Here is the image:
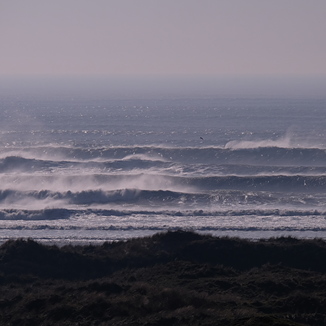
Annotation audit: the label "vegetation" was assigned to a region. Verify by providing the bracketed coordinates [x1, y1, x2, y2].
[1, 231, 326, 325]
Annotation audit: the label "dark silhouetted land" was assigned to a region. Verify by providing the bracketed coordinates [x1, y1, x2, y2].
[1, 231, 326, 325]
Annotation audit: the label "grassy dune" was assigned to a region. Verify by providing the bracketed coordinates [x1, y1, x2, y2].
[1, 231, 326, 325]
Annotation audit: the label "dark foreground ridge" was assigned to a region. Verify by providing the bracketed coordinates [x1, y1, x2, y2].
[1, 231, 326, 325]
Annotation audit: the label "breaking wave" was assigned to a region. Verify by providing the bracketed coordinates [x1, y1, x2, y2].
[2, 145, 326, 168]
[0, 207, 325, 221]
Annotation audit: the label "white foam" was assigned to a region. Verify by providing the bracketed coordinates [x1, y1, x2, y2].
[225, 134, 293, 149]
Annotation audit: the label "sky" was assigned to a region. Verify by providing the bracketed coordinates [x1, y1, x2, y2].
[1, 0, 326, 77]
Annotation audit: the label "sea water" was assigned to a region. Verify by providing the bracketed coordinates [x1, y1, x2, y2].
[1, 79, 326, 244]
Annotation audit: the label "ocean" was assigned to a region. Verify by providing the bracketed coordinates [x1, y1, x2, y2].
[1, 78, 326, 244]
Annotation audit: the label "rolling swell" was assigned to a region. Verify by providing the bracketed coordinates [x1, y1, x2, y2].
[1, 142, 326, 240]
[0, 207, 325, 221]
[3, 154, 326, 177]
[0, 208, 71, 220]
[182, 175, 326, 192]
[0, 189, 201, 206]
[0, 186, 324, 209]
[91, 146, 326, 166]
[2, 146, 326, 176]
[0, 155, 171, 173]
[2, 145, 326, 165]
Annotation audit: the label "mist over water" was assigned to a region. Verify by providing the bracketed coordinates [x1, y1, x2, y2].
[1, 75, 326, 99]
[0, 76, 326, 243]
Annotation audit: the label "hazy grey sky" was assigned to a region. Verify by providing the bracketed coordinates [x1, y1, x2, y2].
[1, 0, 326, 76]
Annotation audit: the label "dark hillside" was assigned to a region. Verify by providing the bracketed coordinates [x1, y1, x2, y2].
[1, 231, 326, 325]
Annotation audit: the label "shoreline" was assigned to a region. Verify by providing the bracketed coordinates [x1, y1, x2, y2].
[1, 230, 326, 325]
[2, 228, 326, 247]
